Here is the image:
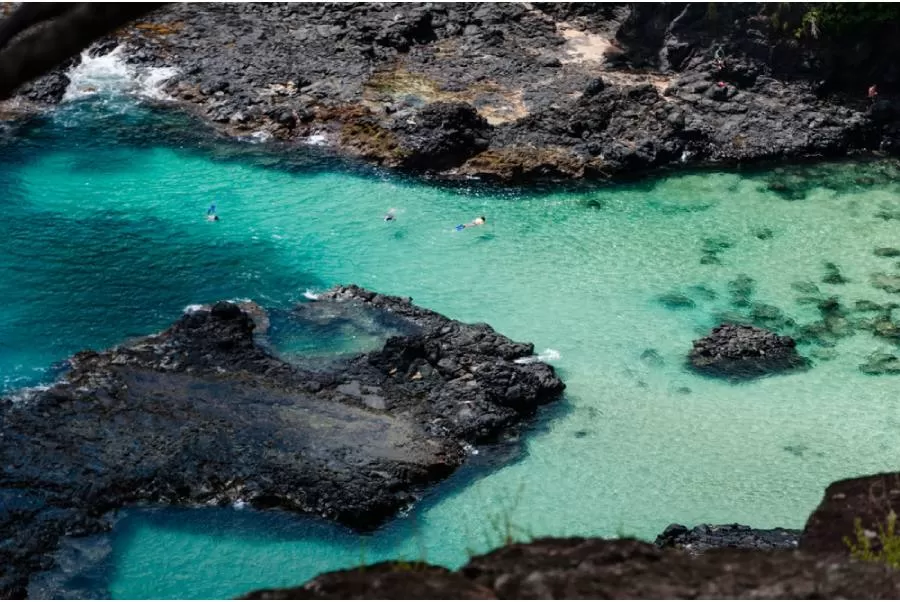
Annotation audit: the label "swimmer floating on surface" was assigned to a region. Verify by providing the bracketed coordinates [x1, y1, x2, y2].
[206, 203, 219, 221]
[384, 208, 397, 222]
[456, 216, 486, 230]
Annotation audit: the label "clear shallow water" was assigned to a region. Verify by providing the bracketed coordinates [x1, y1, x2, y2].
[7, 93, 900, 597]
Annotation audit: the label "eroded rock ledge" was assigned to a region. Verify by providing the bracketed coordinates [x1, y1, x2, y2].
[27, 3, 900, 184]
[243, 538, 900, 600]
[0, 284, 563, 598]
[243, 472, 900, 599]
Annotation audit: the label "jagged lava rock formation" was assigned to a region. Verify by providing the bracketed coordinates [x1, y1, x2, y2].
[16, 2, 896, 183]
[0, 285, 563, 598]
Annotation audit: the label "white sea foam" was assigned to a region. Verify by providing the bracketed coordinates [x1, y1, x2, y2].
[537, 348, 561, 362]
[137, 65, 178, 100]
[183, 304, 206, 314]
[514, 348, 561, 365]
[304, 133, 328, 146]
[63, 47, 132, 101]
[248, 130, 273, 143]
[63, 45, 177, 102]
[302, 289, 321, 300]
[5, 385, 50, 406]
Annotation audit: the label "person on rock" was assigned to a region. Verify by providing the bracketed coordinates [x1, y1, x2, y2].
[869, 84, 879, 104]
[713, 47, 726, 74]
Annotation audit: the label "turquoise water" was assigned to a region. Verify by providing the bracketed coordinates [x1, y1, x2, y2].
[7, 93, 900, 598]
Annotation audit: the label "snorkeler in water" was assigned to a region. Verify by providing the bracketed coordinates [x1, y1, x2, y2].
[456, 216, 486, 230]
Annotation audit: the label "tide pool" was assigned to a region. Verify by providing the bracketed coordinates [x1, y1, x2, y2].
[6, 97, 900, 598]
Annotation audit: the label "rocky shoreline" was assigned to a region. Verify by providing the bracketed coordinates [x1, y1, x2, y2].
[13, 3, 900, 185]
[243, 472, 900, 599]
[0, 285, 563, 598]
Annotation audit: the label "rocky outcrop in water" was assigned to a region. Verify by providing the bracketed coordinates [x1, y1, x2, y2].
[0, 285, 563, 598]
[688, 323, 808, 379]
[17, 3, 889, 183]
[655, 523, 801, 552]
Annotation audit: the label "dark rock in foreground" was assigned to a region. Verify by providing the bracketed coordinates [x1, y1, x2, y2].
[244, 470, 900, 599]
[688, 323, 808, 379]
[655, 523, 800, 552]
[242, 537, 900, 599]
[0, 285, 563, 598]
[801, 472, 900, 556]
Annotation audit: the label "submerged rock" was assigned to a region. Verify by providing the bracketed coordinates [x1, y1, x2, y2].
[749, 302, 784, 322]
[872, 318, 900, 341]
[871, 272, 900, 294]
[0, 284, 564, 597]
[874, 247, 900, 257]
[766, 178, 808, 201]
[727, 274, 755, 308]
[656, 292, 696, 310]
[640, 348, 664, 367]
[859, 352, 900, 375]
[855, 300, 885, 312]
[655, 523, 800, 552]
[809, 347, 837, 361]
[688, 324, 807, 379]
[700, 237, 734, 265]
[791, 281, 821, 295]
[688, 284, 718, 301]
[822, 262, 849, 285]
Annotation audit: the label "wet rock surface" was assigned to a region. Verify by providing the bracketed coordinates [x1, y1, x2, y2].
[23, 3, 897, 184]
[688, 323, 808, 379]
[0, 284, 563, 598]
[655, 523, 801, 552]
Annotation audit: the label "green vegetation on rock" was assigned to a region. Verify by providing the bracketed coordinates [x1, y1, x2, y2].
[845, 511, 900, 568]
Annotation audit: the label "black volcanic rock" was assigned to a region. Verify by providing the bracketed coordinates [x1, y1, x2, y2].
[390, 101, 492, 171]
[0, 285, 563, 598]
[15, 2, 897, 184]
[688, 323, 808, 379]
[242, 469, 900, 599]
[242, 537, 900, 599]
[655, 523, 801, 552]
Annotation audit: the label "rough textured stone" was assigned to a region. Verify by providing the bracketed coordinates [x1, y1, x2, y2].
[242, 537, 900, 599]
[655, 523, 801, 552]
[0, 285, 563, 598]
[802, 473, 900, 556]
[688, 323, 808, 379]
[13, 3, 900, 184]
